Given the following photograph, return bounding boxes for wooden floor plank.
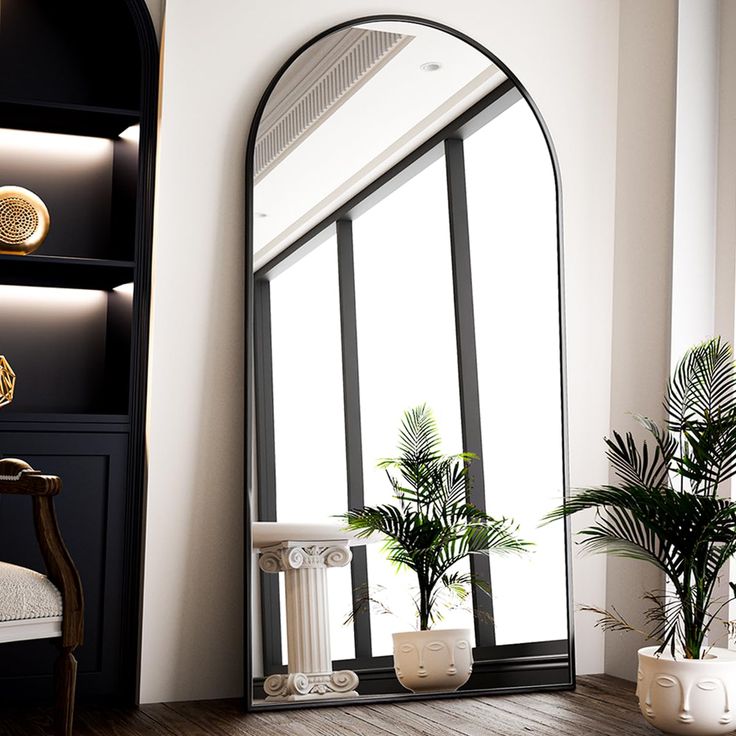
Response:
[164,701,252,736]
[496,692,652,736]
[347,701,452,736]
[398,697,544,736]
[0,676,654,736]
[0,707,51,736]
[140,703,199,735]
[547,682,641,717]
[77,704,173,736]
[288,705,395,736]
[579,674,638,700]
[574,678,642,715]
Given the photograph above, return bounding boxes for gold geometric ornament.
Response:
[0,356,15,408]
[0,186,50,255]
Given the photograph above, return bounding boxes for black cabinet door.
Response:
[0,430,128,701]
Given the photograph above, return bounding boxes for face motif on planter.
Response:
[393,629,473,693]
[637,647,736,736]
[247,16,570,707]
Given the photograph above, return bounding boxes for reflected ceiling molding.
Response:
[254,28,413,183]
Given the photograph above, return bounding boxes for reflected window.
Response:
[269,231,355,661]
[464,101,567,645]
[271,233,347,523]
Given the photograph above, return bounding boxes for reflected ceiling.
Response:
[253,21,506,269]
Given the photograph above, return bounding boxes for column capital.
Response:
[264,670,359,700]
[258,540,352,573]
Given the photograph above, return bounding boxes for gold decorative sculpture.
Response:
[0,356,15,408]
[0,186,50,255]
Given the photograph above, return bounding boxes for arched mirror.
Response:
[246,16,572,710]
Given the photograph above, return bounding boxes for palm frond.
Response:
[546,484,736,591]
[633,414,679,464]
[640,590,685,656]
[578,604,646,636]
[440,571,474,600]
[605,430,672,489]
[342,504,418,546]
[677,413,736,490]
[342,584,396,626]
[666,337,736,433]
[579,594,683,655]
[397,403,442,460]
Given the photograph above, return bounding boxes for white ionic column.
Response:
[258,541,359,701]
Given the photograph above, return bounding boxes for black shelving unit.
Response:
[0,0,158,704]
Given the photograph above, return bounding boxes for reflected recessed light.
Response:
[255,212,268,219]
[420,62,442,72]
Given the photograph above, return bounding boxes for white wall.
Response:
[716,2,736,354]
[605,0,677,679]
[672,0,736,626]
[716,0,736,627]
[141,0,622,702]
[671,0,720,362]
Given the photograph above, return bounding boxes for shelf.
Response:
[0,98,139,138]
[0,254,134,290]
[0,412,129,427]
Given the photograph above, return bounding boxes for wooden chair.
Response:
[0,458,84,736]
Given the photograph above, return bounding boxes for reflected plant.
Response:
[545,337,736,659]
[340,403,530,631]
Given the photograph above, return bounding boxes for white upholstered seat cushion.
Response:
[0,561,62,621]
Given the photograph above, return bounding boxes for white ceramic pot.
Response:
[637,646,736,735]
[392,628,473,693]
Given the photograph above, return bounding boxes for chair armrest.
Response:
[0,458,61,496]
[34,496,84,649]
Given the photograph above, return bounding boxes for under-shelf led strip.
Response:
[0,128,112,155]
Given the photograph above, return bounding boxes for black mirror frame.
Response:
[244,14,573,711]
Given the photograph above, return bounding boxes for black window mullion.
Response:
[336,219,373,660]
[444,137,496,647]
[253,278,284,672]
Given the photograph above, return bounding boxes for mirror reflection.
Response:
[249,18,570,708]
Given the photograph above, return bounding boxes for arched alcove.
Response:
[0,0,158,704]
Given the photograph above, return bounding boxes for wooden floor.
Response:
[0,676,655,735]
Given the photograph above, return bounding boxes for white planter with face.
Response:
[637,646,736,735]
[392,628,473,693]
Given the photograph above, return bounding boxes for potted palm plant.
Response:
[546,337,736,735]
[341,404,530,693]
